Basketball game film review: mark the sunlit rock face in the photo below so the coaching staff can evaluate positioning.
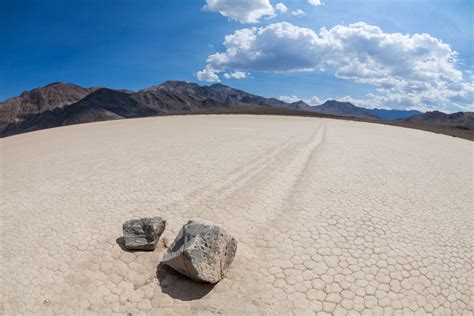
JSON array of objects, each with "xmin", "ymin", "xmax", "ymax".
[{"xmin": 163, "ymin": 220, "xmax": 237, "ymax": 283}]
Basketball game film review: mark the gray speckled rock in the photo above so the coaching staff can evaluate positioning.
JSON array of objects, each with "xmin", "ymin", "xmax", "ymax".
[
  {"xmin": 122, "ymin": 217, "xmax": 166, "ymax": 250},
  {"xmin": 162, "ymin": 220, "xmax": 237, "ymax": 283}
]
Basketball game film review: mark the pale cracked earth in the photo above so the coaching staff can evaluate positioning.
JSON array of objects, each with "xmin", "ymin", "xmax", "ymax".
[{"xmin": 1, "ymin": 115, "xmax": 473, "ymax": 316}]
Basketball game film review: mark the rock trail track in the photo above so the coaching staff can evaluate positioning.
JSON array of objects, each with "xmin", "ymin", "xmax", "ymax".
[{"xmin": 1, "ymin": 115, "xmax": 472, "ymax": 315}]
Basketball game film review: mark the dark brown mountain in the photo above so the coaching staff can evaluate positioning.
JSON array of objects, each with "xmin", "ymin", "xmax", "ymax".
[
  {"xmin": 312, "ymin": 100, "xmax": 378, "ymax": 120},
  {"xmin": 1, "ymin": 89, "xmax": 149, "ymax": 136},
  {"xmin": 148, "ymin": 81, "xmax": 297, "ymax": 109},
  {"xmin": 400, "ymin": 111, "xmax": 474, "ymax": 127},
  {"xmin": 0, "ymin": 82, "xmax": 97, "ymax": 130},
  {"xmin": 287, "ymin": 100, "xmax": 313, "ymax": 111},
  {"xmin": 134, "ymin": 82, "xmax": 230, "ymax": 112},
  {"xmin": 1, "ymin": 83, "xmax": 234, "ymax": 136}
]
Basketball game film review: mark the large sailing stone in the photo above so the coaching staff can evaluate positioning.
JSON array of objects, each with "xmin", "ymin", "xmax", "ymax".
[{"xmin": 162, "ymin": 220, "xmax": 237, "ymax": 283}]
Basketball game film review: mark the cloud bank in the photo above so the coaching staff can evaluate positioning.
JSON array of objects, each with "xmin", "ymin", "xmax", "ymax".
[
  {"xmin": 279, "ymin": 95, "xmax": 324, "ymax": 106},
  {"xmin": 197, "ymin": 22, "xmax": 473, "ymax": 110}
]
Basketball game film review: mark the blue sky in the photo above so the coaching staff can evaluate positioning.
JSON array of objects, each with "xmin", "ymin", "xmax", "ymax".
[{"xmin": 1, "ymin": 0, "xmax": 472, "ymax": 112}]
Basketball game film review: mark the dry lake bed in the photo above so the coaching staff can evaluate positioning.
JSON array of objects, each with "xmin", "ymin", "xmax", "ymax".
[{"xmin": 1, "ymin": 115, "xmax": 472, "ymax": 315}]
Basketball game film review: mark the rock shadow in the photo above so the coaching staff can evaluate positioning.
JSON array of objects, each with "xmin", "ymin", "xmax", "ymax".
[
  {"xmin": 156, "ymin": 262, "xmax": 215, "ymax": 301},
  {"xmin": 116, "ymin": 237, "xmax": 140, "ymax": 252},
  {"xmin": 116, "ymin": 237, "xmax": 165, "ymax": 252}
]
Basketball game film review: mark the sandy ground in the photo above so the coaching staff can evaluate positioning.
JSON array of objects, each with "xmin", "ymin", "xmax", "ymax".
[{"xmin": 1, "ymin": 115, "xmax": 473, "ymax": 315}]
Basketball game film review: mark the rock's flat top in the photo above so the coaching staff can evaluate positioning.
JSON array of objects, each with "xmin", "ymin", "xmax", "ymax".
[{"xmin": 1, "ymin": 115, "xmax": 472, "ymax": 315}]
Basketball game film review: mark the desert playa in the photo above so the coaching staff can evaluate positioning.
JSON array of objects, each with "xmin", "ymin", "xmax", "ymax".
[{"xmin": 1, "ymin": 115, "xmax": 473, "ymax": 315}]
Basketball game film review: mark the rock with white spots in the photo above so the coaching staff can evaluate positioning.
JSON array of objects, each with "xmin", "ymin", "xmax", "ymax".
[
  {"xmin": 122, "ymin": 217, "xmax": 166, "ymax": 250},
  {"xmin": 162, "ymin": 220, "xmax": 237, "ymax": 283}
]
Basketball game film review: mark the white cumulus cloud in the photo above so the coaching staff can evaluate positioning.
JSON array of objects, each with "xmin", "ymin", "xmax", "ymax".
[
  {"xmin": 196, "ymin": 67, "xmax": 220, "ymax": 82},
  {"xmin": 308, "ymin": 0, "xmax": 322, "ymax": 6},
  {"xmin": 198, "ymin": 22, "xmax": 473, "ymax": 111},
  {"xmin": 279, "ymin": 95, "xmax": 324, "ymax": 105},
  {"xmin": 275, "ymin": 3, "xmax": 288, "ymax": 13},
  {"xmin": 291, "ymin": 9, "xmax": 305, "ymax": 16},
  {"xmin": 278, "ymin": 95, "xmax": 301, "ymax": 103},
  {"xmin": 203, "ymin": 0, "xmax": 275, "ymax": 24}
]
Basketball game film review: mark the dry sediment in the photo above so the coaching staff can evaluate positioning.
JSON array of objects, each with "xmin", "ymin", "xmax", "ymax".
[{"xmin": 1, "ymin": 115, "xmax": 472, "ymax": 315}]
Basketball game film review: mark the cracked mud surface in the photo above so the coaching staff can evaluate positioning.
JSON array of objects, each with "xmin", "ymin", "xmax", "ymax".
[{"xmin": 1, "ymin": 115, "xmax": 473, "ymax": 315}]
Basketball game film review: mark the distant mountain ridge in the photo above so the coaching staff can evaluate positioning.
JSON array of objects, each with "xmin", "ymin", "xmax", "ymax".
[
  {"xmin": 400, "ymin": 111, "xmax": 474, "ymax": 127},
  {"xmin": 368, "ymin": 108, "xmax": 423, "ymax": 120},
  {"xmin": 310, "ymin": 100, "xmax": 423, "ymax": 120},
  {"xmin": 312, "ymin": 100, "xmax": 378, "ymax": 120},
  {"xmin": 1, "ymin": 81, "xmax": 472, "ymax": 138},
  {"xmin": 144, "ymin": 81, "xmax": 313, "ymax": 110}
]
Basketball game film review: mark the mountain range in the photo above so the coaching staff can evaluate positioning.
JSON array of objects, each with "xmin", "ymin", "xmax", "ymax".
[{"xmin": 0, "ymin": 81, "xmax": 472, "ymax": 139}]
